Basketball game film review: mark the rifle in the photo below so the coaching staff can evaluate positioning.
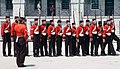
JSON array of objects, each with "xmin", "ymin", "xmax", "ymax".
[{"xmin": 73, "ymin": 5, "xmax": 75, "ymax": 23}]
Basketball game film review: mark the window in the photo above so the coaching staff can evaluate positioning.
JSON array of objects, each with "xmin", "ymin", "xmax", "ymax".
[
  {"xmin": 6, "ymin": 0, "xmax": 13, "ymax": 10},
  {"xmin": 34, "ymin": 0, "xmax": 41, "ymax": 9},
  {"xmin": 91, "ymin": 0, "xmax": 99, "ymax": 9},
  {"xmin": 62, "ymin": 0, "xmax": 70, "ymax": 9}
]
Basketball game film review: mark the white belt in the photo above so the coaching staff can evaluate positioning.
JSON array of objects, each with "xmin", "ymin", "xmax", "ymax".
[
  {"xmin": 58, "ymin": 33, "xmax": 63, "ymax": 36},
  {"xmin": 66, "ymin": 32, "xmax": 71, "ymax": 36},
  {"xmin": 16, "ymin": 36, "xmax": 24, "ymax": 42},
  {"xmin": 92, "ymin": 31, "xmax": 97, "ymax": 34},
  {"xmin": 79, "ymin": 34, "xmax": 84, "ymax": 37},
  {"xmin": 4, "ymin": 30, "xmax": 9, "ymax": 33},
  {"xmin": 112, "ymin": 30, "xmax": 115, "ymax": 33},
  {"xmin": 72, "ymin": 34, "xmax": 76, "ymax": 37},
  {"xmin": 34, "ymin": 32, "xmax": 39, "ymax": 34},
  {"xmin": 51, "ymin": 32, "xmax": 55, "ymax": 35},
  {"xmin": 42, "ymin": 33, "xmax": 46, "ymax": 36},
  {"xmin": 98, "ymin": 33, "xmax": 102, "ymax": 36},
  {"xmin": 85, "ymin": 32, "xmax": 89, "ymax": 35},
  {"xmin": 106, "ymin": 33, "xmax": 111, "ymax": 36}
]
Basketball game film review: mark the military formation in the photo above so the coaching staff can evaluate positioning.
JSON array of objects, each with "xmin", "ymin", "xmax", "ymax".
[{"xmin": 1, "ymin": 16, "xmax": 120, "ymax": 67}]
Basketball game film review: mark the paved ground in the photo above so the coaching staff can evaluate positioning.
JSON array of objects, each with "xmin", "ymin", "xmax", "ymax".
[{"xmin": 0, "ymin": 42, "xmax": 120, "ymax": 69}]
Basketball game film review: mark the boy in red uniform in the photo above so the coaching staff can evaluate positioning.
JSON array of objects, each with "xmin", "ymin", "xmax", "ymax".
[
  {"xmin": 1, "ymin": 16, "xmax": 12, "ymax": 57},
  {"xmin": 48, "ymin": 20, "xmax": 56, "ymax": 57}
]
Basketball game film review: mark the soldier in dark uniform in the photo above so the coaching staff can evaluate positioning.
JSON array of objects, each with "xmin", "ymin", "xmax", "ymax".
[
  {"xmin": 14, "ymin": 18, "xmax": 28, "ymax": 67},
  {"xmin": 71, "ymin": 23, "xmax": 76, "ymax": 56},
  {"xmin": 1, "ymin": 16, "xmax": 12, "ymax": 57},
  {"xmin": 110, "ymin": 18, "xmax": 120, "ymax": 52}
]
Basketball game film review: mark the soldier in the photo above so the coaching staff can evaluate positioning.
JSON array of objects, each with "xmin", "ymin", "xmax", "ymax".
[
  {"xmin": 55, "ymin": 20, "xmax": 63, "ymax": 56},
  {"xmin": 84, "ymin": 20, "xmax": 90, "ymax": 55},
  {"xmin": 11, "ymin": 16, "xmax": 19, "ymax": 57},
  {"xmin": 89, "ymin": 19, "xmax": 98, "ymax": 56},
  {"xmin": 63, "ymin": 20, "xmax": 72, "ymax": 57},
  {"xmin": 71, "ymin": 23, "xmax": 76, "ymax": 56},
  {"xmin": 22, "ymin": 17, "xmax": 29, "ymax": 56},
  {"xmin": 40, "ymin": 20, "xmax": 48, "ymax": 56},
  {"xmin": 97, "ymin": 21, "xmax": 103, "ymax": 54},
  {"xmin": 1, "ymin": 16, "xmax": 12, "ymax": 57},
  {"xmin": 14, "ymin": 18, "xmax": 28, "ymax": 67},
  {"xmin": 48, "ymin": 20, "xmax": 56, "ymax": 57},
  {"xmin": 30, "ymin": 18, "xmax": 40, "ymax": 57},
  {"xmin": 101, "ymin": 20, "xmax": 116, "ymax": 56},
  {"xmin": 110, "ymin": 18, "xmax": 120, "ymax": 52},
  {"xmin": 76, "ymin": 21, "xmax": 86, "ymax": 56}
]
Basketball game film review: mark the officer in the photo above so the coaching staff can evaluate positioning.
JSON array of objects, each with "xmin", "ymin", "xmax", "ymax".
[
  {"xmin": 55, "ymin": 20, "xmax": 63, "ymax": 56},
  {"xmin": 1, "ymin": 16, "xmax": 12, "ymax": 57},
  {"xmin": 30, "ymin": 18, "xmax": 40, "ymax": 57},
  {"xmin": 11, "ymin": 16, "xmax": 19, "ymax": 57},
  {"xmin": 14, "ymin": 17, "xmax": 28, "ymax": 67},
  {"xmin": 40, "ymin": 20, "xmax": 48, "ymax": 56},
  {"xmin": 63, "ymin": 20, "xmax": 72, "ymax": 57},
  {"xmin": 48, "ymin": 20, "xmax": 56, "ymax": 57}
]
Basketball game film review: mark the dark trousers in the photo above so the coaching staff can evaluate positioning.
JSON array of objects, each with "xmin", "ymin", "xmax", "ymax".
[
  {"xmin": 56, "ymin": 35, "xmax": 62, "ymax": 56},
  {"xmin": 25, "ymin": 42, "xmax": 29, "ymax": 56},
  {"xmin": 91, "ymin": 34, "xmax": 98, "ymax": 56},
  {"xmin": 111, "ymin": 33, "xmax": 120, "ymax": 51},
  {"xmin": 49, "ymin": 35, "xmax": 56, "ymax": 56},
  {"xmin": 101, "ymin": 35, "xmax": 116, "ymax": 55},
  {"xmin": 16, "ymin": 37, "xmax": 26, "ymax": 66},
  {"xmin": 65, "ymin": 35, "xmax": 72, "ymax": 56},
  {"xmin": 84, "ymin": 35, "xmax": 90, "ymax": 55},
  {"xmin": 41, "ymin": 35, "xmax": 48, "ymax": 56},
  {"xmin": 33, "ymin": 34, "xmax": 40, "ymax": 56},
  {"xmin": 77, "ymin": 36, "xmax": 85, "ymax": 56},
  {"xmin": 71, "ymin": 36, "xmax": 76, "ymax": 56},
  {"xmin": 97, "ymin": 36, "xmax": 103, "ymax": 52},
  {"xmin": 13, "ymin": 36, "xmax": 17, "ymax": 56},
  {"xmin": 3, "ymin": 33, "xmax": 11, "ymax": 55}
]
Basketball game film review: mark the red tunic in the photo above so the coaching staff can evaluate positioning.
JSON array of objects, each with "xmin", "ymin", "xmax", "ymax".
[
  {"xmin": 76, "ymin": 26, "xmax": 84, "ymax": 38},
  {"xmin": 63, "ymin": 25, "xmax": 71, "ymax": 37},
  {"xmin": 103, "ymin": 24, "xmax": 111, "ymax": 38},
  {"xmin": 40, "ymin": 25, "xmax": 47, "ymax": 36},
  {"xmin": 1, "ymin": 22, "xmax": 11, "ymax": 37},
  {"xmin": 11, "ymin": 22, "xmax": 18, "ymax": 36},
  {"xmin": 14, "ymin": 24, "xmax": 28, "ymax": 41},
  {"xmin": 48, "ymin": 25, "xmax": 56, "ymax": 38},
  {"xmin": 55, "ymin": 25, "xmax": 62, "ymax": 37},
  {"xmin": 89, "ymin": 24, "xmax": 97, "ymax": 38},
  {"xmin": 84, "ymin": 25, "xmax": 89, "ymax": 35}
]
